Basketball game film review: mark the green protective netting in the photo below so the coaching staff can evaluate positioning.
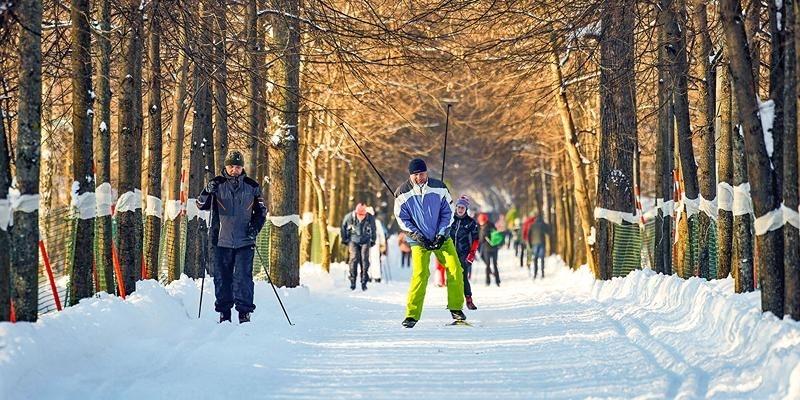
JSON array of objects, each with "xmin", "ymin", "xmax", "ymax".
[
  {"xmin": 254, "ymin": 221, "xmax": 271, "ymax": 280},
  {"xmin": 612, "ymin": 222, "xmax": 643, "ymax": 278}
]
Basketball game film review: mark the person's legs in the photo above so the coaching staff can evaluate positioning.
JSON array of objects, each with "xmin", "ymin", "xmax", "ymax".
[
  {"xmin": 490, "ymin": 251, "xmax": 500, "ymax": 285},
  {"xmin": 360, "ymin": 243, "xmax": 370, "ymax": 288},
  {"xmin": 213, "ymin": 247, "xmax": 235, "ymax": 313},
  {"xmin": 535, "ymin": 244, "xmax": 545, "ymax": 278},
  {"xmin": 348, "ymin": 243, "xmax": 360, "ymax": 289},
  {"xmin": 436, "ymin": 239, "xmax": 465, "ymax": 311},
  {"xmin": 232, "ymin": 245, "xmax": 256, "ymax": 314},
  {"xmin": 483, "ymin": 253, "xmax": 491, "ymax": 286},
  {"xmin": 460, "ymin": 257, "xmax": 472, "ymax": 297},
  {"xmin": 405, "ymin": 245, "xmax": 431, "ymax": 320}
]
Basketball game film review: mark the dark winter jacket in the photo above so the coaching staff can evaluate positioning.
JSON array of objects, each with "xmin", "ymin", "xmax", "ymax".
[
  {"xmin": 197, "ymin": 170, "xmax": 267, "ymax": 249},
  {"xmin": 450, "ymin": 214, "xmax": 479, "ymax": 258},
  {"xmin": 478, "ymin": 222, "xmax": 498, "ymax": 254},
  {"xmin": 341, "ymin": 212, "xmax": 377, "ymax": 246},
  {"xmin": 393, "ymin": 177, "xmax": 454, "ymax": 245},
  {"xmin": 526, "ymin": 218, "xmax": 550, "ymax": 246}
]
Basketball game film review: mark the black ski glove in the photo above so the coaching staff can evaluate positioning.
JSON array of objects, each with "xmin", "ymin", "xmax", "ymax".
[
  {"xmin": 409, "ymin": 231, "xmax": 426, "ymax": 245},
  {"xmin": 246, "ymin": 225, "xmax": 259, "ymax": 241},
  {"xmin": 430, "ymin": 235, "xmax": 446, "ymax": 250},
  {"xmin": 205, "ymin": 179, "xmax": 219, "ymax": 194}
]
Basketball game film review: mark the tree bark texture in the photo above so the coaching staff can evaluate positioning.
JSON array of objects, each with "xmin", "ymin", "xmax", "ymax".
[
  {"xmin": 95, "ymin": 0, "xmax": 115, "ymax": 294},
  {"xmin": 784, "ymin": 0, "xmax": 800, "ymax": 320},
  {"xmin": 656, "ymin": 0, "xmax": 675, "ymax": 276},
  {"xmin": 144, "ymin": 0, "xmax": 163, "ymax": 281},
  {"xmin": 717, "ymin": 63, "xmax": 734, "ymax": 280}
]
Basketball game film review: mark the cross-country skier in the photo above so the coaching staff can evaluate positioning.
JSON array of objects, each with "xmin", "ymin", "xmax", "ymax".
[
  {"xmin": 394, "ymin": 158, "xmax": 465, "ymax": 328},
  {"xmin": 450, "ymin": 195, "xmax": 479, "ymax": 310},
  {"xmin": 341, "ymin": 203, "xmax": 376, "ymax": 291},
  {"xmin": 478, "ymin": 213, "xmax": 502, "ymax": 286},
  {"xmin": 197, "ymin": 150, "xmax": 267, "ymax": 324},
  {"xmin": 526, "ymin": 214, "xmax": 550, "ymax": 279}
]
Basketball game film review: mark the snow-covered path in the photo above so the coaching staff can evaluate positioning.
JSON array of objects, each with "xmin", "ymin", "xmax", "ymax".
[{"xmin": 2, "ymin": 248, "xmax": 800, "ymax": 399}]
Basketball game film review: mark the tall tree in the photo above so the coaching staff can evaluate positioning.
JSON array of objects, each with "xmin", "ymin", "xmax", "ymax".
[
  {"xmin": 213, "ymin": 0, "xmax": 229, "ymax": 172},
  {"xmin": 784, "ymin": 0, "xmax": 800, "ymax": 320},
  {"xmin": 655, "ymin": 0, "xmax": 675, "ymax": 276},
  {"xmin": 693, "ymin": 0, "xmax": 717, "ymax": 280},
  {"xmin": 717, "ymin": 63, "xmax": 734, "ymax": 280},
  {"xmin": 69, "ymin": 0, "xmax": 95, "ymax": 304},
  {"xmin": 117, "ymin": 0, "xmax": 145, "ymax": 294},
  {"xmin": 0, "ymin": 75, "xmax": 10, "ymax": 321},
  {"xmin": 267, "ymin": 0, "xmax": 302, "ymax": 287},
  {"xmin": 95, "ymin": 0, "xmax": 115, "ymax": 295},
  {"xmin": 721, "ymin": 0, "xmax": 785, "ymax": 316},
  {"xmin": 12, "ymin": 0, "xmax": 42, "ymax": 321},
  {"xmin": 144, "ymin": 0, "xmax": 163, "ymax": 281},
  {"xmin": 595, "ymin": 0, "xmax": 638, "ymax": 280},
  {"xmin": 246, "ymin": 0, "xmax": 265, "ymax": 178}
]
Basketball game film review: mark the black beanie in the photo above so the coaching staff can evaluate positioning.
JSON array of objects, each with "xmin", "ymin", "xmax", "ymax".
[
  {"xmin": 408, "ymin": 158, "xmax": 427, "ymax": 174},
  {"xmin": 225, "ymin": 150, "xmax": 244, "ymax": 167}
]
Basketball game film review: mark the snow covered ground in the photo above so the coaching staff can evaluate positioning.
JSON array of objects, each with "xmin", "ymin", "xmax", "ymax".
[{"xmin": 2, "ymin": 247, "xmax": 800, "ymax": 399}]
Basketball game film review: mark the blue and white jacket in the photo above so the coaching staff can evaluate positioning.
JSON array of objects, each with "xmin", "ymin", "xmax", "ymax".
[{"xmin": 393, "ymin": 177, "xmax": 454, "ymax": 245}]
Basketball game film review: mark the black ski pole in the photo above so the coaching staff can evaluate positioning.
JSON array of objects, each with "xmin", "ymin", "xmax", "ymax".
[
  {"xmin": 255, "ymin": 245, "xmax": 295, "ymax": 326},
  {"xmin": 442, "ymin": 104, "xmax": 451, "ymax": 181},
  {"xmin": 341, "ymin": 123, "xmax": 396, "ymax": 198}
]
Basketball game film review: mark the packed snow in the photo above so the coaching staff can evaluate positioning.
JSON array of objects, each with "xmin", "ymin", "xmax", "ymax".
[{"xmin": 1, "ymin": 245, "xmax": 799, "ymax": 399}]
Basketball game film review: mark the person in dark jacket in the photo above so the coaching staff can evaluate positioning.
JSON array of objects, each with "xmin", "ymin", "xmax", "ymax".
[
  {"xmin": 341, "ymin": 203, "xmax": 376, "ymax": 291},
  {"xmin": 478, "ymin": 213, "xmax": 501, "ymax": 286},
  {"xmin": 526, "ymin": 215, "xmax": 550, "ymax": 279},
  {"xmin": 449, "ymin": 195, "xmax": 479, "ymax": 310},
  {"xmin": 197, "ymin": 150, "xmax": 267, "ymax": 324}
]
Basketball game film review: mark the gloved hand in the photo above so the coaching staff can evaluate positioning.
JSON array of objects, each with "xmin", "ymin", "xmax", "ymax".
[
  {"xmin": 205, "ymin": 179, "xmax": 219, "ymax": 194},
  {"xmin": 246, "ymin": 225, "xmax": 259, "ymax": 241},
  {"xmin": 370, "ymin": 242, "xmax": 376, "ymax": 248},
  {"xmin": 409, "ymin": 231, "xmax": 425, "ymax": 244},
  {"xmin": 466, "ymin": 252, "xmax": 475, "ymax": 263},
  {"xmin": 430, "ymin": 235, "xmax": 446, "ymax": 250}
]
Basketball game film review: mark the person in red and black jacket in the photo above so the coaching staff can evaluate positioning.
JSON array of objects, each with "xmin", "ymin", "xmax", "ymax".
[{"xmin": 449, "ymin": 195, "xmax": 480, "ymax": 310}]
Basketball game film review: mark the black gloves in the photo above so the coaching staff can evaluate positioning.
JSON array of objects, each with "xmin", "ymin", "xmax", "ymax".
[
  {"xmin": 430, "ymin": 235, "xmax": 446, "ymax": 250},
  {"xmin": 409, "ymin": 231, "xmax": 426, "ymax": 244},
  {"xmin": 247, "ymin": 225, "xmax": 259, "ymax": 241},
  {"xmin": 205, "ymin": 179, "xmax": 219, "ymax": 194}
]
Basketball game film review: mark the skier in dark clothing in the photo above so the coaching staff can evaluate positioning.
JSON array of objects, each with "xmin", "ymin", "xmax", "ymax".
[
  {"xmin": 526, "ymin": 215, "xmax": 550, "ymax": 279},
  {"xmin": 449, "ymin": 195, "xmax": 479, "ymax": 310},
  {"xmin": 341, "ymin": 203, "xmax": 377, "ymax": 291},
  {"xmin": 197, "ymin": 150, "xmax": 267, "ymax": 324},
  {"xmin": 478, "ymin": 213, "xmax": 501, "ymax": 286}
]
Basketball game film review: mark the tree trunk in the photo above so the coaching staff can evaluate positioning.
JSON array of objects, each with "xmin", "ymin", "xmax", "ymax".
[
  {"xmin": 671, "ymin": 0, "xmax": 701, "ymax": 278},
  {"xmin": 11, "ymin": 0, "xmax": 42, "ymax": 321},
  {"xmin": 267, "ymin": 0, "xmax": 301, "ymax": 287},
  {"xmin": 693, "ymin": 0, "xmax": 717, "ymax": 280},
  {"xmin": 784, "ymin": 0, "xmax": 800, "ymax": 320},
  {"xmin": 732, "ymin": 90, "xmax": 756, "ymax": 292},
  {"xmin": 655, "ymin": 0, "xmax": 675, "ymax": 276},
  {"xmin": 717, "ymin": 63, "xmax": 734, "ymax": 280},
  {"xmin": 596, "ymin": 0, "xmax": 638, "ymax": 280},
  {"xmin": 0, "ymin": 80, "xmax": 11, "ymax": 320},
  {"xmin": 185, "ymin": 3, "xmax": 214, "ymax": 279},
  {"xmin": 117, "ymin": 0, "xmax": 144, "ymax": 294},
  {"xmin": 164, "ymin": 42, "xmax": 188, "ymax": 283},
  {"xmin": 722, "ymin": 0, "xmax": 785, "ymax": 316},
  {"xmin": 549, "ymin": 34, "xmax": 598, "ymax": 277},
  {"xmin": 69, "ymin": 0, "xmax": 95, "ymax": 304},
  {"xmin": 213, "ymin": 0, "xmax": 229, "ymax": 173},
  {"xmin": 94, "ymin": 0, "xmax": 114, "ymax": 295},
  {"xmin": 144, "ymin": 0, "xmax": 163, "ymax": 281},
  {"xmin": 307, "ymin": 154, "xmax": 330, "ymax": 271},
  {"xmin": 246, "ymin": 0, "xmax": 263, "ymax": 177}
]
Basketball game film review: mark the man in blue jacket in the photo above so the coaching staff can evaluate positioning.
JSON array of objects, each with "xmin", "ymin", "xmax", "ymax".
[
  {"xmin": 394, "ymin": 158, "xmax": 465, "ymax": 328},
  {"xmin": 197, "ymin": 151, "xmax": 267, "ymax": 324}
]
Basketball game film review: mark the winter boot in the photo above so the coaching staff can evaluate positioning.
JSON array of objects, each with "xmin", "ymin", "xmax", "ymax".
[
  {"xmin": 465, "ymin": 296, "xmax": 477, "ymax": 310},
  {"xmin": 361, "ymin": 282, "xmax": 368, "ymax": 291},
  {"xmin": 238, "ymin": 312, "xmax": 251, "ymax": 324},
  {"xmin": 375, "ymin": 278, "xmax": 381, "ymax": 283},
  {"xmin": 219, "ymin": 310, "xmax": 232, "ymax": 323},
  {"xmin": 450, "ymin": 309, "xmax": 467, "ymax": 321},
  {"xmin": 402, "ymin": 317, "xmax": 418, "ymax": 328},
  {"xmin": 350, "ymin": 281, "xmax": 356, "ymax": 291}
]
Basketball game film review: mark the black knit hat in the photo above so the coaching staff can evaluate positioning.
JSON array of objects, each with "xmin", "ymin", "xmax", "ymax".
[
  {"xmin": 408, "ymin": 158, "xmax": 427, "ymax": 174},
  {"xmin": 225, "ymin": 150, "xmax": 244, "ymax": 167}
]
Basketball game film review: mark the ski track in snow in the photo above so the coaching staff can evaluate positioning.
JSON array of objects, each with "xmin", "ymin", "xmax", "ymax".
[{"xmin": 1, "ymin": 245, "xmax": 800, "ymax": 400}]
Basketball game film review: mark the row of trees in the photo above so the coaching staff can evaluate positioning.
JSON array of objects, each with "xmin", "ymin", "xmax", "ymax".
[{"xmin": 1, "ymin": 0, "xmax": 798, "ymax": 323}]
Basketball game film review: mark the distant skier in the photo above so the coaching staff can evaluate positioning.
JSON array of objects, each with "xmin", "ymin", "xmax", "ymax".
[
  {"xmin": 394, "ymin": 158, "xmax": 465, "ymax": 328},
  {"xmin": 397, "ymin": 232, "xmax": 411, "ymax": 268},
  {"xmin": 366, "ymin": 206, "xmax": 387, "ymax": 283},
  {"xmin": 341, "ymin": 203, "xmax": 376, "ymax": 291},
  {"xmin": 526, "ymin": 214, "xmax": 550, "ymax": 279},
  {"xmin": 450, "ymin": 195, "xmax": 479, "ymax": 310},
  {"xmin": 478, "ymin": 213, "xmax": 502, "ymax": 286},
  {"xmin": 197, "ymin": 150, "xmax": 267, "ymax": 324}
]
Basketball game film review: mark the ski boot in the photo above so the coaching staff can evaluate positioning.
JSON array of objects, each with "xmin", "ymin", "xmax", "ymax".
[
  {"xmin": 239, "ymin": 312, "xmax": 251, "ymax": 324},
  {"xmin": 465, "ymin": 296, "xmax": 477, "ymax": 310},
  {"xmin": 402, "ymin": 317, "xmax": 418, "ymax": 328},
  {"xmin": 450, "ymin": 309, "xmax": 467, "ymax": 321},
  {"xmin": 361, "ymin": 282, "xmax": 368, "ymax": 291},
  {"xmin": 219, "ymin": 310, "xmax": 232, "ymax": 323}
]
